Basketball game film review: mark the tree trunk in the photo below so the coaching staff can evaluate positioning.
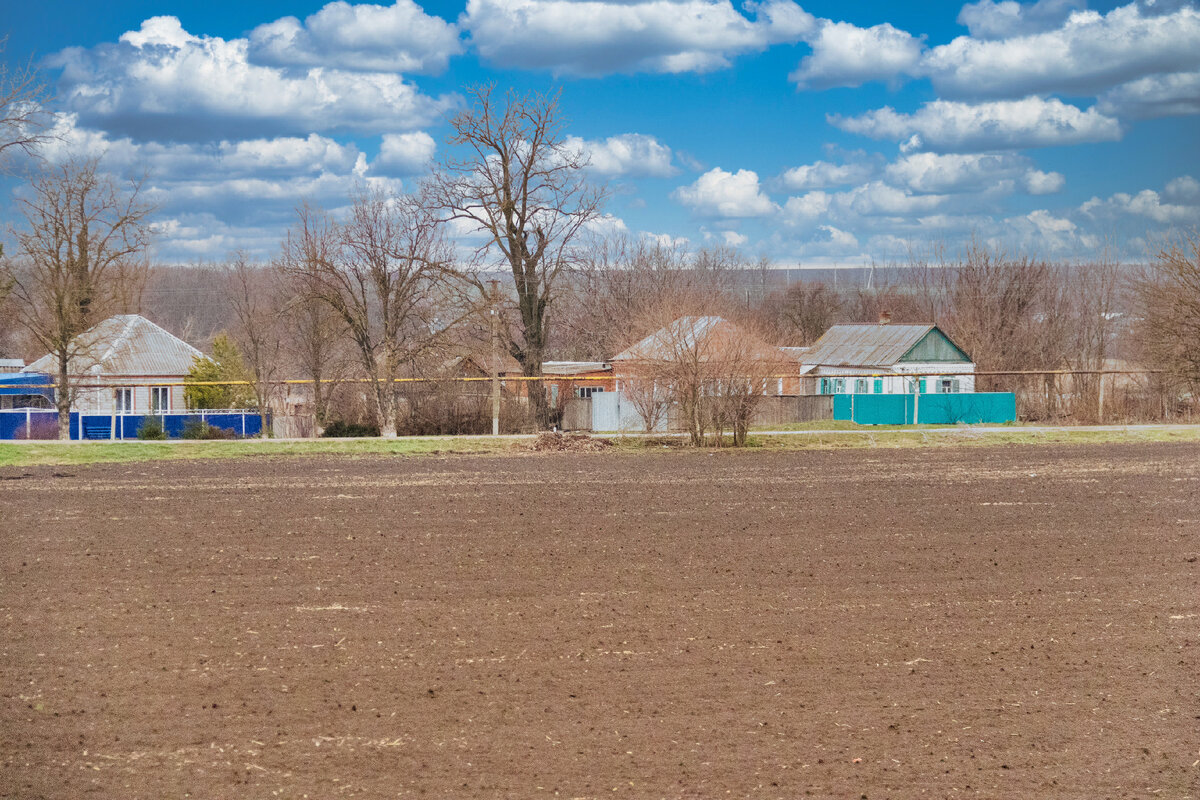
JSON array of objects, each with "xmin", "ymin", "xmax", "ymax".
[{"xmin": 56, "ymin": 351, "xmax": 71, "ymax": 440}]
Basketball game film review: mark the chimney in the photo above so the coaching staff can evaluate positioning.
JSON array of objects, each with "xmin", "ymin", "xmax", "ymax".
[{"xmin": 878, "ymin": 310, "xmax": 892, "ymax": 325}]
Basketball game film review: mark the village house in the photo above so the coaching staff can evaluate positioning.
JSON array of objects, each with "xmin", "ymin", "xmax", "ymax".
[
  {"xmin": 797, "ymin": 317, "xmax": 976, "ymax": 396},
  {"xmin": 23, "ymin": 314, "xmax": 204, "ymax": 416}
]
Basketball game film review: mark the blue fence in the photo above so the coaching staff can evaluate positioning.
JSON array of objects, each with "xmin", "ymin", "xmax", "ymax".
[
  {"xmin": 833, "ymin": 393, "xmax": 1016, "ymax": 425},
  {"xmin": 0, "ymin": 410, "xmax": 266, "ymax": 440}
]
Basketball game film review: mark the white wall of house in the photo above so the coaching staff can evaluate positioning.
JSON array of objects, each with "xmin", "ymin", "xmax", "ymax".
[
  {"xmin": 71, "ymin": 380, "xmax": 188, "ymax": 415},
  {"xmin": 813, "ymin": 363, "xmax": 976, "ymax": 394}
]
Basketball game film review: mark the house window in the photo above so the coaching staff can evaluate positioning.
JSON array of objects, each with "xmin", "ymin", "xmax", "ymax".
[
  {"xmin": 576, "ymin": 386, "xmax": 604, "ymax": 399},
  {"xmin": 833, "ymin": 378, "xmax": 846, "ymax": 394},
  {"xmin": 150, "ymin": 387, "xmax": 170, "ymax": 413},
  {"xmin": 114, "ymin": 388, "xmax": 133, "ymax": 413},
  {"xmin": 873, "ymin": 378, "xmax": 883, "ymax": 394},
  {"xmin": 918, "ymin": 378, "xmax": 927, "ymax": 394},
  {"xmin": 854, "ymin": 378, "xmax": 868, "ymax": 394},
  {"xmin": 940, "ymin": 378, "xmax": 961, "ymax": 393}
]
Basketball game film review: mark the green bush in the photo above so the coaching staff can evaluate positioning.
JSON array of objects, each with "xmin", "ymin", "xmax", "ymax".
[
  {"xmin": 136, "ymin": 417, "xmax": 169, "ymax": 440},
  {"xmin": 320, "ymin": 420, "xmax": 380, "ymax": 438},
  {"xmin": 182, "ymin": 419, "xmax": 237, "ymax": 440}
]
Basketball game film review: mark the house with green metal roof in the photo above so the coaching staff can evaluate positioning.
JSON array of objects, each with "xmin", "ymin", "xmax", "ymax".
[{"xmin": 798, "ymin": 320, "xmax": 975, "ymax": 396}]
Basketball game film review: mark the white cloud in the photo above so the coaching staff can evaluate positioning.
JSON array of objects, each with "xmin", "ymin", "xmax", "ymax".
[
  {"xmin": 461, "ymin": 0, "xmax": 817, "ymax": 75},
  {"xmin": 883, "ymin": 152, "xmax": 1063, "ymax": 195},
  {"xmin": 1164, "ymin": 175, "xmax": 1200, "ymax": 205},
  {"xmin": 1097, "ymin": 70, "xmax": 1200, "ymax": 119},
  {"xmin": 924, "ymin": 3, "xmax": 1200, "ymax": 99},
  {"xmin": 789, "ymin": 20, "xmax": 923, "ymax": 89},
  {"xmin": 818, "ymin": 224, "xmax": 858, "ymax": 249},
  {"xmin": 375, "ymin": 131, "xmax": 436, "ymax": 175},
  {"xmin": 782, "ymin": 191, "xmax": 831, "ymax": 221},
  {"xmin": 1081, "ymin": 188, "xmax": 1200, "ymax": 224},
  {"xmin": 837, "ymin": 181, "xmax": 948, "ymax": 216},
  {"xmin": 1022, "ymin": 169, "xmax": 1065, "ymax": 195},
  {"xmin": 49, "ymin": 16, "xmax": 457, "ymax": 141},
  {"xmin": 779, "ymin": 159, "xmax": 873, "ymax": 190},
  {"xmin": 957, "ymin": 0, "xmax": 1085, "ymax": 40},
  {"xmin": 830, "ymin": 97, "xmax": 1122, "ymax": 152},
  {"xmin": 248, "ymin": 0, "xmax": 462, "ymax": 73},
  {"xmin": 1005, "ymin": 209, "xmax": 1085, "ymax": 253},
  {"xmin": 672, "ymin": 167, "xmax": 777, "ymax": 217},
  {"xmin": 566, "ymin": 133, "xmax": 677, "ymax": 177}
]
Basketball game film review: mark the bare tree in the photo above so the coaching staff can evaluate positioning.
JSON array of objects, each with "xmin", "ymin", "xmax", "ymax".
[
  {"xmin": 429, "ymin": 85, "xmax": 605, "ymax": 426},
  {"xmin": 620, "ymin": 361, "xmax": 672, "ymax": 434},
  {"xmin": 760, "ymin": 280, "xmax": 843, "ymax": 346},
  {"xmin": 4, "ymin": 158, "xmax": 153, "ymax": 438},
  {"xmin": 281, "ymin": 191, "xmax": 455, "ymax": 437},
  {"xmin": 283, "ymin": 273, "xmax": 350, "ymax": 436},
  {"xmin": 0, "ymin": 38, "xmax": 55, "ymax": 172},
  {"xmin": 225, "ymin": 256, "xmax": 285, "ymax": 438},
  {"xmin": 1133, "ymin": 232, "xmax": 1200, "ymax": 398}
]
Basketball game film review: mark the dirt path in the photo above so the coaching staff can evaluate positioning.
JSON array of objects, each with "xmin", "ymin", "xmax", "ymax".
[{"xmin": 2, "ymin": 443, "xmax": 1198, "ymax": 798}]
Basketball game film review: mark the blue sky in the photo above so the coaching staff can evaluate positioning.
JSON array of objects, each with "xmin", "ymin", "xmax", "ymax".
[{"xmin": 3, "ymin": 0, "xmax": 1199, "ymax": 265}]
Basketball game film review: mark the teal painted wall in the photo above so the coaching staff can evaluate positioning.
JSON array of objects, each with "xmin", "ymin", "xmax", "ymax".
[{"xmin": 833, "ymin": 393, "xmax": 1016, "ymax": 424}]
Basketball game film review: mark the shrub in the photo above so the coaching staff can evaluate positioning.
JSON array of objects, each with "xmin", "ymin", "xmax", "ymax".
[
  {"xmin": 137, "ymin": 417, "xmax": 169, "ymax": 440},
  {"xmin": 320, "ymin": 419, "xmax": 380, "ymax": 438},
  {"xmin": 181, "ymin": 419, "xmax": 237, "ymax": 440}
]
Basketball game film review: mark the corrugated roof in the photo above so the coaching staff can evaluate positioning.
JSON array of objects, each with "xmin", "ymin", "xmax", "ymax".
[
  {"xmin": 611, "ymin": 316, "xmax": 727, "ymax": 361},
  {"xmin": 801, "ymin": 324, "xmax": 936, "ymax": 367},
  {"xmin": 25, "ymin": 315, "xmax": 205, "ymax": 377},
  {"xmin": 542, "ymin": 361, "xmax": 610, "ymax": 375}
]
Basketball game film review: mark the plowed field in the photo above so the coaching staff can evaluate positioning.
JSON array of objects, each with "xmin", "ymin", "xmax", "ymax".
[{"xmin": 2, "ymin": 443, "xmax": 1198, "ymax": 798}]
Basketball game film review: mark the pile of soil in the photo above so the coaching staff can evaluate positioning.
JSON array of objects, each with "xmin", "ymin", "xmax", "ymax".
[{"xmin": 527, "ymin": 431, "xmax": 613, "ymax": 452}]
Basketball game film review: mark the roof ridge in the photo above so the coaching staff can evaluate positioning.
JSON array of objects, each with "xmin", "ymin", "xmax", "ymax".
[{"xmin": 96, "ymin": 315, "xmax": 140, "ymax": 368}]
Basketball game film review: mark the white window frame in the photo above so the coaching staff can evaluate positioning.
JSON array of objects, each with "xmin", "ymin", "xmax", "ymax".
[
  {"xmin": 150, "ymin": 386, "xmax": 170, "ymax": 413},
  {"xmin": 114, "ymin": 387, "xmax": 133, "ymax": 414}
]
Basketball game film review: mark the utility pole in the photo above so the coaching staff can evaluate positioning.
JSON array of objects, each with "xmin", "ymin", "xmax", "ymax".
[{"xmin": 490, "ymin": 279, "xmax": 500, "ymax": 436}]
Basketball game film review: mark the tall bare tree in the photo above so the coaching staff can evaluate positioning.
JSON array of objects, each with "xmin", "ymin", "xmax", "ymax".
[
  {"xmin": 283, "ymin": 272, "xmax": 350, "ymax": 436},
  {"xmin": 281, "ymin": 191, "xmax": 454, "ymax": 437},
  {"xmin": 0, "ymin": 38, "xmax": 54, "ymax": 172},
  {"xmin": 4, "ymin": 158, "xmax": 153, "ymax": 438},
  {"xmin": 225, "ymin": 256, "xmax": 285, "ymax": 438},
  {"xmin": 429, "ymin": 85, "xmax": 605, "ymax": 426},
  {"xmin": 1133, "ymin": 232, "xmax": 1200, "ymax": 396}
]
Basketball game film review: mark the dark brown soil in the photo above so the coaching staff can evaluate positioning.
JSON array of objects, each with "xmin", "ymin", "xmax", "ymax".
[{"xmin": 2, "ymin": 443, "xmax": 1198, "ymax": 799}]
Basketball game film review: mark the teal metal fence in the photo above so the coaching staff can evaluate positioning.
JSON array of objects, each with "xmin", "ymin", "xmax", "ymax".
[{"xmin": 832, "ymin": 393, "xmax": 1016, "ymax": 425}]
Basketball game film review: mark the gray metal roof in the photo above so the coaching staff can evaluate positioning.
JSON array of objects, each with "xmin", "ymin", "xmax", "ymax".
[
  {"xmin": 611, "ymin": 316, "xmax": 727, "ymax": 361},
  {"xmin": 801, "ymin": 324, "xmax": 937, "ymax": 367},
  {"xmin": 25, "ymin": 314, "xmax": 205, "ymax": 377},
  {"xmin": 542, "ymin": 361, "xmax": 610, "ymax": 375}
]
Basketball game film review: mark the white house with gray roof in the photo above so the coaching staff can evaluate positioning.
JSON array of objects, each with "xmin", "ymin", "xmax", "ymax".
[
  {"xmin": 798, "ymin": 321, "xmax": 976, "ymax": 395},
  {"xmin": 24, "ymin": 314, "xmax": 205, "ymax": 415}
]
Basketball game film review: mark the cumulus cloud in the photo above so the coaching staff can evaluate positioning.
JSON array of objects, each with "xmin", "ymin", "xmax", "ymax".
[
  {"xmin": 374, "ymin": 131, "xmax": 437, "ymax": 175},
  {"xmin": 1164, "ymin": 175, "xmax": 1200, "ymax": 204},
  {"xmin": 248, "ymin": 0, "xmax": 463, "ymax": 73},
  {"xmin": 924, "ymin": 3, "xmax": 1200, "ymax": 99},
  {"xmin": 461, "ymin": 0, "xmax": 817, "ymax": 75},
  {"xmin": 956, "ymin": 0, "xmax": 1085, "ymax": 39},
  {"xmin": 779, "ymin": 159, "xmax": 874, "ymax": 190},
  {"xmin": 1098, "ymin": 70, "xmax": 1200, "ymax": 118},
  {"xmin": 566, "ymin": 133, "xmax": 677, "ymax": 177},
  {"xmin": 883, "ymin": 152, "xmax": 1063, "ymax": 195},
  {"xmin": 49, "ymin": 16, "xmax": 457, "ymax": 141},
  {"xmin": 672, "ymin": 167, "xmax": 777, "ymax": 217},
  {"xmin": 1081, "ymin": 187, "xmax": 1200, "ymax": 224},
  {"xmin": 830, "ymin": 97, "xmax": 1122, "ymax": 152},
  {"xmin": 789, "ymin": 20, "xmax": 923, "ymax": 89}
]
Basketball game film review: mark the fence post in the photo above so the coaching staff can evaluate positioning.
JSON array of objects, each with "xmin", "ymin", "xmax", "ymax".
[
  {"xmin": 1098, "ymin": 372, "xmax": 1106, "ymax": 423},
  {"xmin": 25, "ymin": 409, "xmax": 31, "ymax": 439}
]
